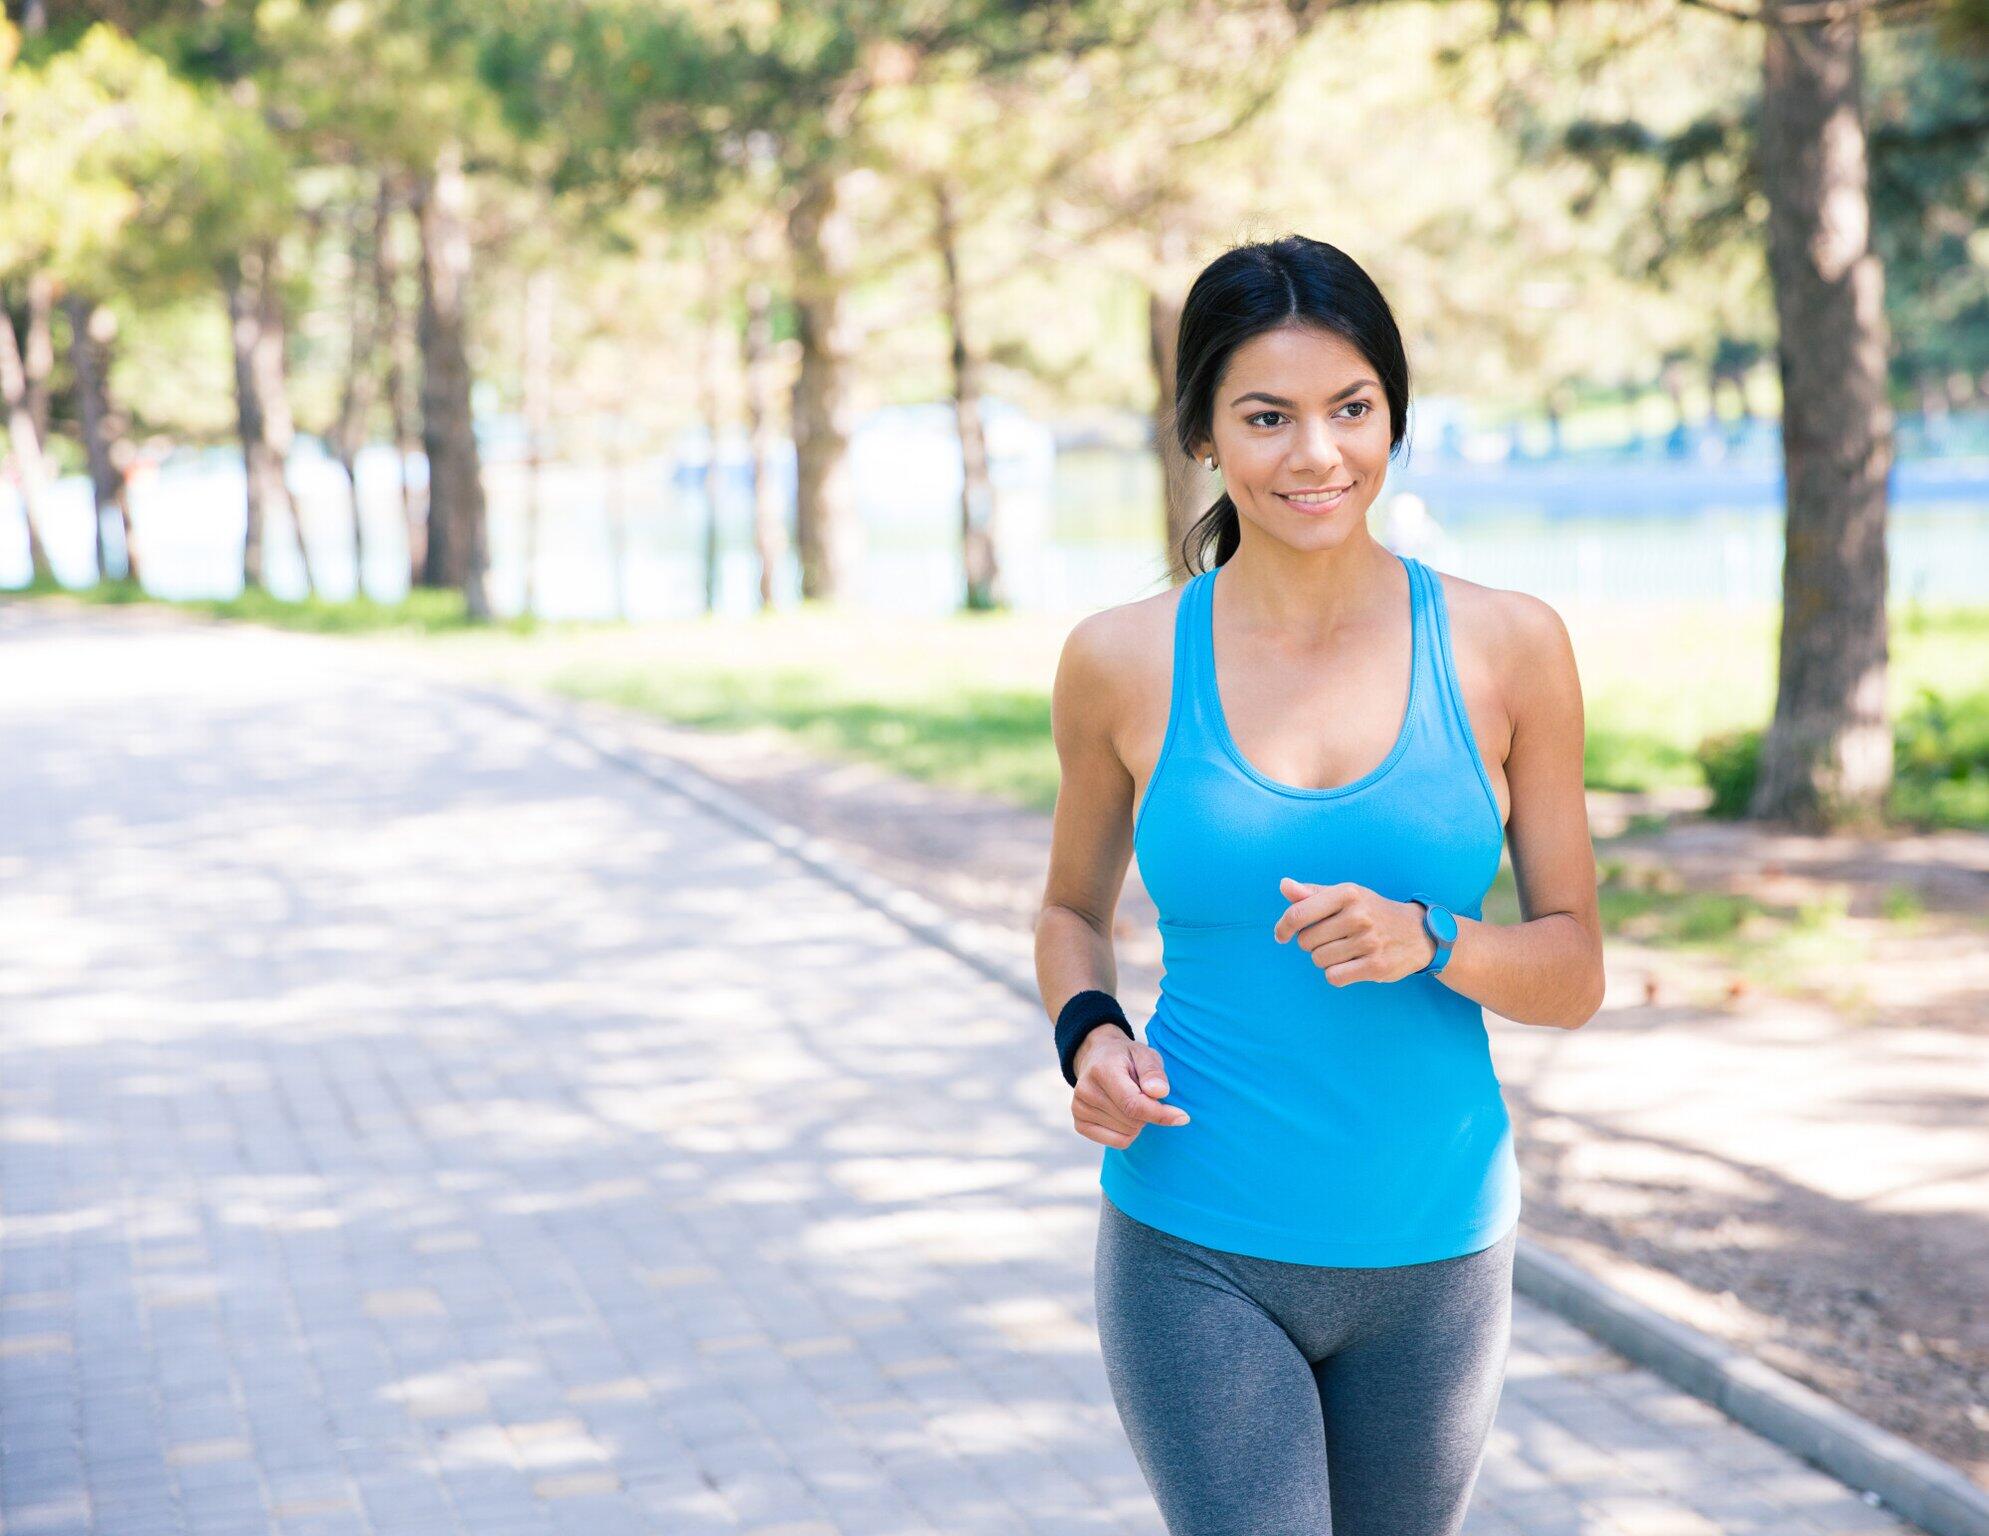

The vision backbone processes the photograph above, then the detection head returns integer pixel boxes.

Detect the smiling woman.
[1034,233,1604,1536]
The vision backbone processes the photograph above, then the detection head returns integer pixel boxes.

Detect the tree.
[1748,0,1898,827]
[1532,0,1977,826]
[479,0,1156,605]
[2,19,282,588]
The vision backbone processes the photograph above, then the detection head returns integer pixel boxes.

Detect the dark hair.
[1170,235,1413,576]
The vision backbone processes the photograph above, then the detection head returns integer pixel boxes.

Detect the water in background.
[7,399,1988,615]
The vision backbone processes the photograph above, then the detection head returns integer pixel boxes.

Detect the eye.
[1245,410,1287,428]
[1342,400,1372,419]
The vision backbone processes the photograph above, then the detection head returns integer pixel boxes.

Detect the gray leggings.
[1093,1193,1517,1536]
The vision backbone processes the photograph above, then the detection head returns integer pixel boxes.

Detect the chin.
[1257,503,1366,545]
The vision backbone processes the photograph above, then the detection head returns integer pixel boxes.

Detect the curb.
[461,679,1989,1536]
[1515,1242,1989,1536]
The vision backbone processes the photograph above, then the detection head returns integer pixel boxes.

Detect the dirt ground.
[529,699,1989,1493]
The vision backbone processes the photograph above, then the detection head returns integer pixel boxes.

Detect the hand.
[1070,1026,1190,1148]
[1274,878,1436,986]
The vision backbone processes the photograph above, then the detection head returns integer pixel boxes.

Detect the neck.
[1217,536,1402,641]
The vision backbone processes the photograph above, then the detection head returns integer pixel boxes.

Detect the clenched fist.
[1274,877,1437,984]
[1069,1026,1191,1148]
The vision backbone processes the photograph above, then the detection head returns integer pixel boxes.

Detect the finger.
[1073,1108,1135,1147]
[1113,1079,1190,1126]
[1309,932,1365,962]
[1130,1044,1172,1098]
[1090,1050,1190,1127]
[1301,892,1381,951]
[1292,914,1353,953]
[1073,1089,1133,1135]
[1275,882,1355,943]
[1320,952,1374,986]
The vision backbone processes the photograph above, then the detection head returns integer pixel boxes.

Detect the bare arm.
[1433,591,1606,1028]
[1035,610,1190,1140]
[1036,611,1132,1017]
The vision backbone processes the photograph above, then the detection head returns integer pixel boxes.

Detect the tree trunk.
[0,305,57,586]
[740,273,787,611]
[259,246,316,596]
[605,414,629,622]
[331,191,381,601]
[700,247,726,615]
[1749,0,1895,830]
[223,242,316,596]
[374,176,425,591]
[786,169,858,603]
[22,270,54,449]
[63,295,139,586]
[1148,281,1198,578]
[934,177,1004,613]
[411,141,491,619]
[520,267,555,618]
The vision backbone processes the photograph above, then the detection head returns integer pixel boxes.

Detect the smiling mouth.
[1276,486,1353,507]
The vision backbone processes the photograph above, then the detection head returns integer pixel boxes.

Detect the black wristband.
[1055,989,1134,1087]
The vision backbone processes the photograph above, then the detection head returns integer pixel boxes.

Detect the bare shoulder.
[1432,565,1567,680]
[1430,567,1583,758]
[1056,582,1180,706]
[1053,582,1184,768]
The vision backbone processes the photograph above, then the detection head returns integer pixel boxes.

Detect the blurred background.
[6,0,1989,829]
[5,0,1989,1529]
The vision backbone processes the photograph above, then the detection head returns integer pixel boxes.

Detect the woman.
[1036,235,1604,1535]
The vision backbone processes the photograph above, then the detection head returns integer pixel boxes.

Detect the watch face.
[1428,905,1459,943]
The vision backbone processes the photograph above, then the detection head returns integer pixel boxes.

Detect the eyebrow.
[1229,380,1379,409]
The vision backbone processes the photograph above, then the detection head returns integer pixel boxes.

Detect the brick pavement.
[0,604,1920,1535]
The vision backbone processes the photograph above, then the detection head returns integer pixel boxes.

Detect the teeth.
[1283,490,1346,505]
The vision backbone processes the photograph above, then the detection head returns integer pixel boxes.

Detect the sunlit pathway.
[0,602,1919,1536]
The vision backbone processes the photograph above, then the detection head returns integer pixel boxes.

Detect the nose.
[1288,413,1346,480]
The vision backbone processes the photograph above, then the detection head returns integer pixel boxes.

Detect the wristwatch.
[1409,892,1458,975]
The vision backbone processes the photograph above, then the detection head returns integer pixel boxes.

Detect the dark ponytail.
[1168,235,1414,577]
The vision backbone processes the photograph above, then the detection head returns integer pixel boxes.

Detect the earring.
[1203,455,1217,471]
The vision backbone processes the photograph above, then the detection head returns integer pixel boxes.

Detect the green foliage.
[1693,686,1989,830]
[1584,724,1704,794]
[473,1,742,206]
[1865,31,1989,390]
[0,22,289,295]
[1694,726,1763,818]
[1891,686,1989,828]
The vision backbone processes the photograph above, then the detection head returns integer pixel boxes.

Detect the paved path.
[0,603,1918,1536]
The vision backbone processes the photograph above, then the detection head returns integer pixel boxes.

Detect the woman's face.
[1192,323,1392,548]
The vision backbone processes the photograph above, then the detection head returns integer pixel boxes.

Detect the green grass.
[556,666,1062,808]
[10,573,542,636]
[1579,854,1930,1006]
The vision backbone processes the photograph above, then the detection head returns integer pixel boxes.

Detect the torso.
[1109,564,1513,832]
[1093,552,1522,1266]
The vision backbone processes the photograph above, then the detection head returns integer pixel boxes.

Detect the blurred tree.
[323,177,388,597]
[479,0,1154,606]
[983,3,1408,573]
[2,19,283,586]
[1482,0,1985,827]
[138,0,512,615]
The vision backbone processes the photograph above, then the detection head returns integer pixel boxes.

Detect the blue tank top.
[1099,551,1521,1267]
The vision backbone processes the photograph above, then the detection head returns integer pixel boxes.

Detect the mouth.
[1275,485,1353,510]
